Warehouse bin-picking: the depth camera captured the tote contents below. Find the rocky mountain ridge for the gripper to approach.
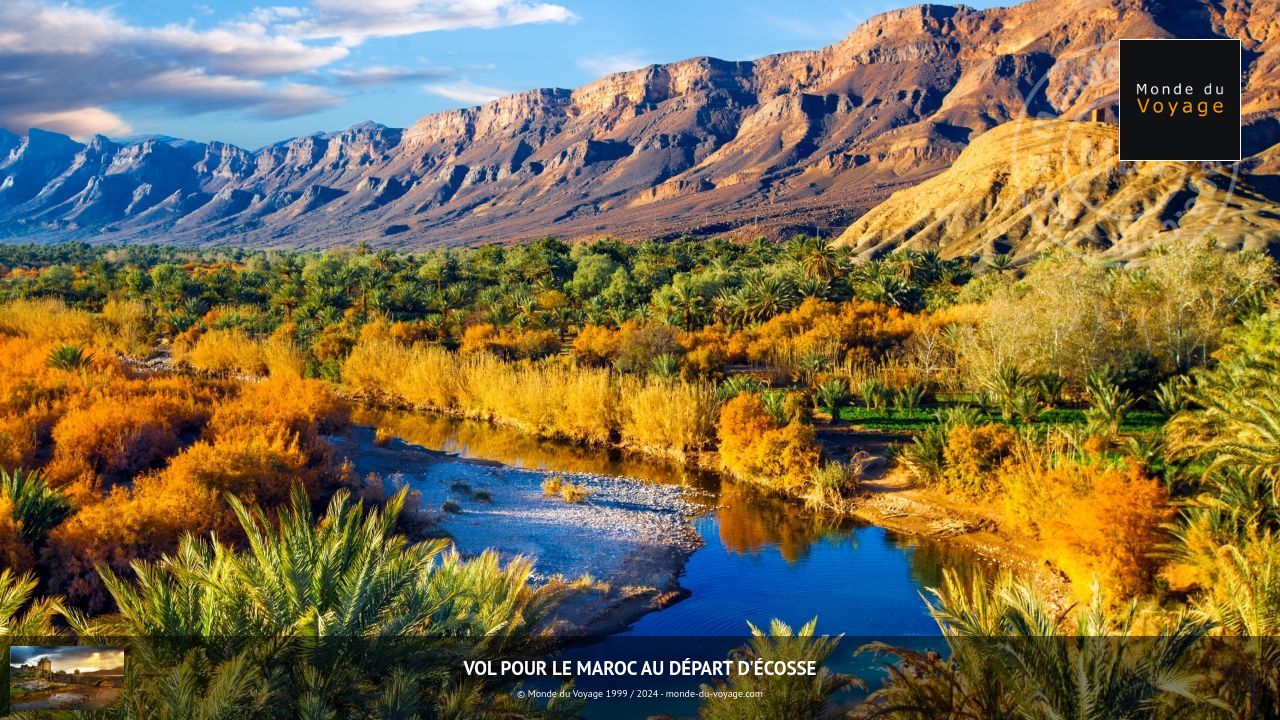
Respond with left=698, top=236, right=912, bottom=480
left=1, top=0, right=1277, bottom=249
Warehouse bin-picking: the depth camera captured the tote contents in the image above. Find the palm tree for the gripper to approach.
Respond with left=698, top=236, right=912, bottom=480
left=120, top=648, right=275, bottom=720
left=47, top=343, right=93, bottom=371
left=984, top=362, right=1034, bottom=422
left=988, top=252, right=1015, bottom=274
left=86, top=487, right=567, bottom=719
left=1167, top=347, right=1280, bottom=501
left=797, top=236, right=841, bottom=283
left=813, top=377, right=849, bottom=423
left=0, top=568, right=63, bottom=637
left=857, top=571, right=1214, bottom=720
left=701, top=618, right=859, bottom=720
left=712, top=288, right=745, bottom=330
left=740, top=272, right=797, bottom=322
left=655, top=278, right=706, bottom=330
left=1084, top=367, right=1136, bottom=436
left=0, top=467, right=71, bottom=546
left=1186, top=532, right=1280, bottom=719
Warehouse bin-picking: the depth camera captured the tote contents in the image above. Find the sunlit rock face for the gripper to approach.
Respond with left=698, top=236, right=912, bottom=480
left=1, top=0, right=1277, bottom=249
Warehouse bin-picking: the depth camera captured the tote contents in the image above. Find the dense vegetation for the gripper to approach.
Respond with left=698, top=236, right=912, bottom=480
left=0, top=236, right=1277, bottom=717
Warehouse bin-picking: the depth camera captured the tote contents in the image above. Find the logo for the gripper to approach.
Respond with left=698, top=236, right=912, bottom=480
left=1119, top=38, right=1241, bottom=162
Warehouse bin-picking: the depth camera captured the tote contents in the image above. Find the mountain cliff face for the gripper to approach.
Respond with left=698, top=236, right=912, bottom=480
left=834, top=119, right=1280, bottom=259
left=1, top=0, right=1277, bottom=249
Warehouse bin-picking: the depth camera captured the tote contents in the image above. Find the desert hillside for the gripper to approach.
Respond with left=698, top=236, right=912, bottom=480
left=835, top=119, right=1280, bottom=259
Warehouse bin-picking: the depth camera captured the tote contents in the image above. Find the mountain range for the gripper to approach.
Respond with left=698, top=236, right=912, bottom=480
left=1, top=0, right=1278, bottom=253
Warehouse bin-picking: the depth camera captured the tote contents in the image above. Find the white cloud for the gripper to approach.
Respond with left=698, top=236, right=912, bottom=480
left=576, top=52, right=652, bottom=77
left=0, top=0, right=575, bottom=137
left=331, top=64, right=455, bottom=86
left=424, top=79, right=510, bottom=105
left=8, top=108, right=133, bottom=139
left=284, top=0, right=578, bottom=44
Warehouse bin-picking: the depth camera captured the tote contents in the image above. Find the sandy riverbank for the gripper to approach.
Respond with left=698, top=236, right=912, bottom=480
left=817, top=425, right=1074, bottom=611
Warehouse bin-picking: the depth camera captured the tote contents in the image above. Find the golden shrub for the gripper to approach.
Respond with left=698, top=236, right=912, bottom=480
left=0, top=299, right=94, bottom=343
left=461, top=323, right=560, bottom=360
left=942, top=423, right=1018, bottom=493
left=998, top=461, right=1088, bottom=539
left=45, top=474, right=218, bottom=612
left=210, top=376, right=349, bottom=454
left=260, top=336, right=306, bottom=378
left=344, top=335, right=715, bottom=456
left=612, top=321, right=680, bottom=374
left=678, top=326, right=733, bottom=377
left=512, top=329, right=561, bottom=360
left=541, top=475, right=564, bottom=496
left=460, top=323, right=501, bottom=355
left=48, top=396, right=184, bottom=486
left=0, top=496, right=33, bottom=572
left=180, top=328, right=266, bottom=375
left=621, top=378, right=718, bottom=458
left=716, top=393, right=820, bottom=492
left=572, top=325, right=621, bottom=366
left=1043, top=463, right=1173, bottom=600
left=397, top=345, right=464, bottom=410
left=681, top=344, right=728, bottom=378
left=0, top=410, right=43, bottom=471
left=161, top=429, right=313, bottom=508
left=546, top=365, right=617, bottom=444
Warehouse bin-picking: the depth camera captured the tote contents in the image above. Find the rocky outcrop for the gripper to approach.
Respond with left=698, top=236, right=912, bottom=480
left=0, top=0, right=1277, bottom=248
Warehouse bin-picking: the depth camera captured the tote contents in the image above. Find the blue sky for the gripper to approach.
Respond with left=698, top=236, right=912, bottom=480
left=0, top=0, right=1003, bottom=148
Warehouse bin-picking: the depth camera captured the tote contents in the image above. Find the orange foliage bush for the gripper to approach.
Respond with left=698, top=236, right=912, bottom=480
left=738, top=299, right=921, bottom=369
left=461, top=323, right=560, bottom=360
left=678, top=326, right=733, bottom=377
left=1043, top=463, right=1173, bottom=600
left=0, top=409, right=44, bottom=471
left=0, top=314, right=349, bottom=612
left=460, top=323, right=501, bottom=354
left=47, top=396, right=187, bottom=486
left=179, top=327, right=264, bottom=375
left=717, top=393, right=820, bottom=493
left=43, top=375, right=348, bottom=611
left=45, top=473, right=218, bottom=612
left=161, top=430, right=313, bottom=510
left=572, top=325, right=621, bottom=366
left=612, top=322, right=680, bottom=374
left=0, top=496, right=33, bottom=572
left=209, top=376, right=349, bottom=451
left=942, top=423, right=1018, bottom=493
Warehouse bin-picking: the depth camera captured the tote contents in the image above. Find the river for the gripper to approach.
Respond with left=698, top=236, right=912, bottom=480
left=351, top=409, right=986, bottom=717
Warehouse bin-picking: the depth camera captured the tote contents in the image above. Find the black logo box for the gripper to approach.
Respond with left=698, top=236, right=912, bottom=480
left=1119, top=38, right=1241, bottom=162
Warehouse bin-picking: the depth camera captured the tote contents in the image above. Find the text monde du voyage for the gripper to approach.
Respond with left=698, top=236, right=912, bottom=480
left=1133, top=82, right=1230, bottom=118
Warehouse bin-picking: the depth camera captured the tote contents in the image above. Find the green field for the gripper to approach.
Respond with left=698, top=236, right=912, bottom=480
left=838, top=405, right=1168, bottom=434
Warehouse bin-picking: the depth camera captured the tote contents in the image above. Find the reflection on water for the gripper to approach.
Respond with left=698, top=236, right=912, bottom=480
left=354, top=408, right=902, bottom=563
left=354, top=408, right=717, bottom=492
left=355, top=408, right=982, bottom=577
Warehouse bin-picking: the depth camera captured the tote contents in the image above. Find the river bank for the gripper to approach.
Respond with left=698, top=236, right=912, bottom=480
left=850, top=473, right=1074, bottom=612
left=816, top=425, right=1074, bottom=611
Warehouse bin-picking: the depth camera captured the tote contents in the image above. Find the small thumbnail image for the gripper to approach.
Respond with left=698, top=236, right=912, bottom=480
left=8, top=646, right=125, bottom=712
